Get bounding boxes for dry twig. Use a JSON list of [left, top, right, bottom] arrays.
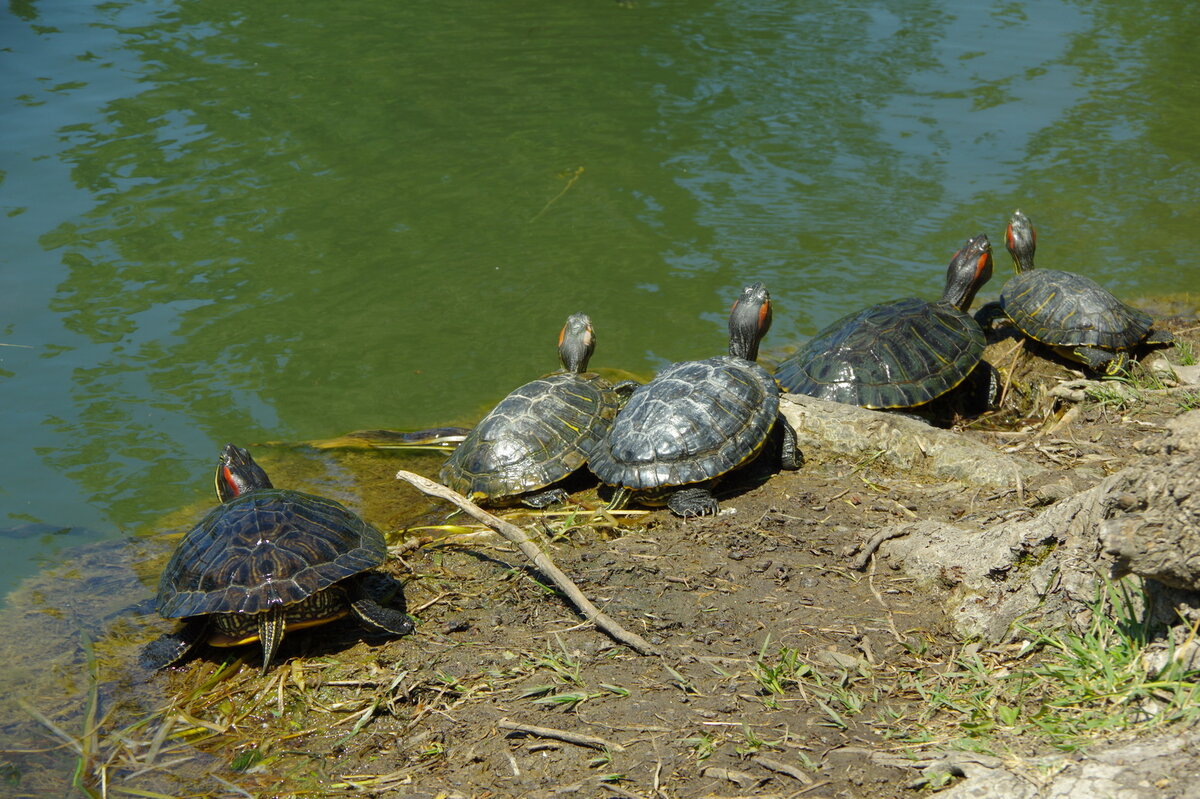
[[849, 528, 909, 570], [395, 470, 660, 656]]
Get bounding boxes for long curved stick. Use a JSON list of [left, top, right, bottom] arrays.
[[395, 470, 659, 656]]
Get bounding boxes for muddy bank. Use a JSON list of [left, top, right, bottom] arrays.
[[2, 322, 1200, 798]]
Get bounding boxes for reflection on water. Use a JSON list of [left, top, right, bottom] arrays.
[[0, 2, 1198, 595]]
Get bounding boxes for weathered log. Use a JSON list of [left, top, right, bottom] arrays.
[[780, 393, 1043, 490]]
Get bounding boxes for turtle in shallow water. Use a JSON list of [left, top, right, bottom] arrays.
[[141, 444, 413, 674], [976, 209, 1173, 373], [775, 234, 996, 415], [440, 313, 633, 507], [588, 282, 800, 517]]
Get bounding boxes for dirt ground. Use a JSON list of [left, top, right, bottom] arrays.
[[1, 314, 1198, 799]]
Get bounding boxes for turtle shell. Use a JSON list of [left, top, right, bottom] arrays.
[[774, 297, 984, 409], [155, 489, 386, 619], [440, 371, 624, 502], [589, 356, 778, 490], [1000, 269, 1153, 350]]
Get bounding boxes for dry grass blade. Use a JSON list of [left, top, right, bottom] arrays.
[[107, 786, 184, 799], [329, 770, 413, 790], [497, 718, 623, 751], [395, 469, 660, 656]]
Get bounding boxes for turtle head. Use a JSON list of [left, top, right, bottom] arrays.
[[558, 313, 596, 373], [942, 234, 993, 312], [216, 444, 274, 502], [1005, 209, 1036, 273], [728, 282, 772, 362]]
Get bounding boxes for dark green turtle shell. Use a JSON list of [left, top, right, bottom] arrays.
[[775, 297, 984, 409], [440, 370, 624, 502], [1000, 268, 1154, 350], [589, 356, 778, 490], [155, 489, 386, 619]]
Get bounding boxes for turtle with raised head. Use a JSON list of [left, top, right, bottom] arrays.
[[440, 313, 633, 507], [977, 210, 1172, 373], [142, 444, 413, 674], [588, 283, 800, 517], [775, 234, 995, 414]]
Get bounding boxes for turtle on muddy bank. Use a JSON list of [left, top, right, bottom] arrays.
[[976, 209, 1173, 373], [439, 313, 634, 508], [141, 444, 413, 674], [589, 282, 800, 517]]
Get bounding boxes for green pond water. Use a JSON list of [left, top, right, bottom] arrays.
[[1, 1, 1198, 604]]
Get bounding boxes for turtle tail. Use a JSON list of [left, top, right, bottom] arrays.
[[256, 608, 287, 675]]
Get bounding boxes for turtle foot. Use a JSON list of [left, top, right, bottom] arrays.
[[140, 622, 206, 671], [522, 487, 569, 509], [1144, 328, 1175, 347], [667, 487, 719, 518], [352, 598, 416, 636], [1071, 346, 1125, 375], [351, 573, 415, 636], [776, 415, 802, 471]]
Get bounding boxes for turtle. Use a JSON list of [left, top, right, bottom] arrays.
[[976, 210, 1173, 373], [141, 444, 414, 674], [440, 313, 634, 507], [588, 282, 801, 517], [774, 234, 996, 413]]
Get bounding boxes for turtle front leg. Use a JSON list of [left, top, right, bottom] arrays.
[[973, 301, 1012, 334], [140, 619, 209, 671], [667, 487, 719, 518], [350, 574, 415, 636]]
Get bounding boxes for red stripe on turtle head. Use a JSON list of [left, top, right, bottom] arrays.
[[222, 465, 242, 497]]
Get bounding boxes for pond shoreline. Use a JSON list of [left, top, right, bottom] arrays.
[[2, 320, 1199, 798]]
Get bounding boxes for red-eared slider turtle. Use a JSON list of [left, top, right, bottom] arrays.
[[588, 283, 800, 517], [141, 444, 413, 674], [440, 313, 633, 507], [976, 210, 1172, 373], [775, 235, 995, 412]]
